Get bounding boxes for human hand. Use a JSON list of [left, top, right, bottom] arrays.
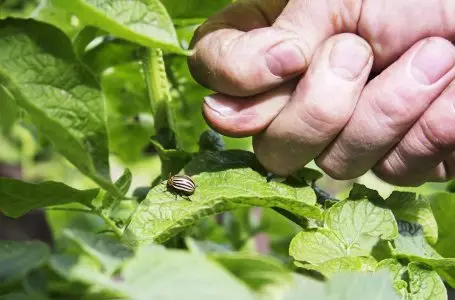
[[188, 0, 455, 186]]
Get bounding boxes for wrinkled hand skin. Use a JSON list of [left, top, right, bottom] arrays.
[[188, 0, 455, 186]]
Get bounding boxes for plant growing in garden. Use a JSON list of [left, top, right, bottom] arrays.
[[0, 1, 454, 299]]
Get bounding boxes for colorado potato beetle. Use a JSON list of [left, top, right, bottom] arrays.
[[166, 174, 196, 197]]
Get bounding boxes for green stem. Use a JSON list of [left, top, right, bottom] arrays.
[[45, 207, 96, 214], [98, 211, 124, 238]]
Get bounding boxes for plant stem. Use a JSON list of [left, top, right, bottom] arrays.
[[44, 207, 96, 214], [98, 211, 124, 238]]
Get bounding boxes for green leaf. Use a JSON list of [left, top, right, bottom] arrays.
[[290, 228, 347, 264], [210, 253, 293, 293], [408, 263, 447, 300], [282, 273, 325, 300], [0, 18, 117, 195], [393, 221, 455, 269], [49, 254, 124, 297], [0, 241, 50, 288], [375, 259, 409, 297], [121, 245, 255, 300], [323, 271, 401, 300], [63, 229, 133, 275], [161, 0, 231, 19], [429, 192, 455, 258], [124, 151, 321, 245], [53, 0, 186, 54], [386, 191, 438, 244], [0, 178, 99, 217], [296, 256, 377, 278], [102, 62, 154, 163], [0, 84, 18, 133], [325, 198, 398, 255], [31, 0, 83, 37]]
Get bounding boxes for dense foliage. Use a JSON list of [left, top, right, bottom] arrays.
[[0, 1, 454, 299]]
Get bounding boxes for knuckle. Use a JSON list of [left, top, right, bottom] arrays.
[[370, 89, 415, 130], [296, 101, 350, 138], [374, 152, 408, 184], [419, 117, 455, 152]]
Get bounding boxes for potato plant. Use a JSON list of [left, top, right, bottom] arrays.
[[0, 1, 454, 299]]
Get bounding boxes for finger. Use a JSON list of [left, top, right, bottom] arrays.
[[253, 34, 373, 175], [373, 83, 455, 186], [359, 0, 455, 70], [189, 0, 361, 97], [202, 82, 296, 138], [316, 37, 455, 180]]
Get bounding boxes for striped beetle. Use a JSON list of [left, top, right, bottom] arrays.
[[166, 174, 196, 199]]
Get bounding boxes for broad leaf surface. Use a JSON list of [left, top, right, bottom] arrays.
[[53, 0, 186, 54], [0, 178, 99, 217], [124, 151, 320, 245], [429, 192, 455, 258], [408, 263, 447, 300], [386, 191, 438, 244], [297, 256, 377, 278], [63, 229, 133, 275], [393, 221, 455, 269], [0, 19, 116, 194], [325, 198, 398, 254], [211, 253, 292, 292], [0, 241, 50, 287], [161, 0, 231, 19], [323, 272, 400, 300], [121, 245, 255, 300], [290, 229, 346, 264]]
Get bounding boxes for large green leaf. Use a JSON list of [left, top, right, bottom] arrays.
[[323, 272, 400, 300], [393, 221, 455, 269], [161, 0, 231, 19], [63, 229, 133, 275], [325, 198, 398, 253], [0, 241, 50, 288], [211, 253, 293, 294], [375, 259, 408, 297], [386, 191, 438, 244], [0, 18, 117, 194], [102, 62, 154, 163], [31, 0, 83, 37], [0, 178, 99, 217], [408, 262, 447, 300], [53, 0, 186, 55], [49, 254, 124, 297], [124, 151, 321, 245], [121, 245, 255, 300], [429, 192, 455, 258]]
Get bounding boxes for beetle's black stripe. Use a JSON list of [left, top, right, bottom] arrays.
[[171, 179, 195, 191], [167, 175, 196, 195]]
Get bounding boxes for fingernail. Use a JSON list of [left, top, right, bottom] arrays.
[[411, 39, 455, 85], [330, 39, 371, 79], [265, 41, 307, 77], [204, 95, 237, 117]]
